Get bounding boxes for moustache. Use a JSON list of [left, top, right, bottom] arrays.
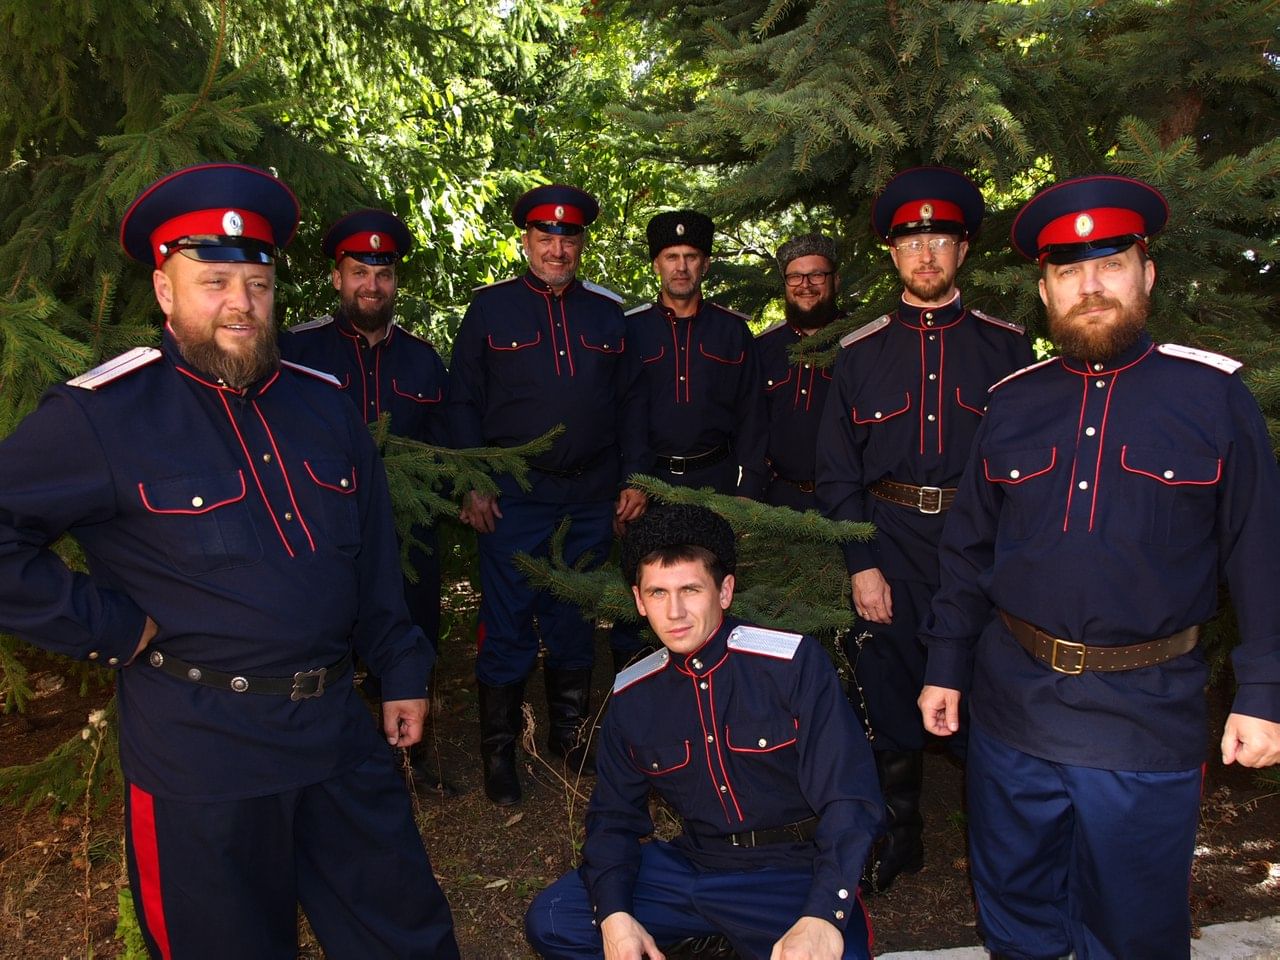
[[1067, 294, 1122, 320]]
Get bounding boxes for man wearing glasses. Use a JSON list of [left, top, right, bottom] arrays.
[[749, 234, 844, 511], [816, 167, 1033, 894]]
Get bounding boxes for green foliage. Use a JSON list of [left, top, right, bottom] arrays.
[[0, 699, 122, 815], [115, 886, 148, 959]]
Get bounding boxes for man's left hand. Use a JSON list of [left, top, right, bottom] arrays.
[[383, 697, 429, 747], [1221, 713, 1280, 768], [615, 487, 648, 524], [770, 915, 842, 960]]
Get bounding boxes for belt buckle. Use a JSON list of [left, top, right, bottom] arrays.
[[918, 485, 944, 515], [668, 456, 686, 476], [1049, 637, 1087, 675], [291, 666, 328, 701]]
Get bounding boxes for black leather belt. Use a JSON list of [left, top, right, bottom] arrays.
[[532, 450, 608, 478], [146, 649, 352, 699], [655, 443, 731, 476], [869, 478, 956, 514], [699, 816, 820, 848], [998, 610, 1200, 675], [772, 473, 815, 493]]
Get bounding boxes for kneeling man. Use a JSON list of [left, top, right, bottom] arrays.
[[525, 503, 881, 960]]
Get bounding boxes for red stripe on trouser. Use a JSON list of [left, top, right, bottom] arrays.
[[129, 783, 173, 960], [476, 619, 486, 653]]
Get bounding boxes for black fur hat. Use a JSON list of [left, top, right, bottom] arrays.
[[620, 503, 736, 585]]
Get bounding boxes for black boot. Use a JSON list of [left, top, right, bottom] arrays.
[[544, 667, 596, 777], [478, 681, 525, 805], [406, 740, 458, 797], [864, 749, 924, 893]]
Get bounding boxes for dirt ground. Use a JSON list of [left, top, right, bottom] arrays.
[[1, 635, 1278, 959]]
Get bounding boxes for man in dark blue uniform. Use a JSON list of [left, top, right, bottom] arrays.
[[610, 210, 765, 670], [525, 503, 881, 960], [449, 184, 649, 805], [281, 208, 453, 792], [751, 233, 843, 511], [0, 164, 459, 958], [919, 175, 1280, 960], [816, 167, 1033, 892]]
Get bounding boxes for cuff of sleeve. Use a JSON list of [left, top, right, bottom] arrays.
[[923, 644, 973, 692], [376, 638, 433, 702], [1230, 684, 1280, 724], [841, 540, 878, 575], [589, 877, 634, 923], [800, 902, 851, 933], [737, 471, 766, 499], [95, 590, 150, 669]]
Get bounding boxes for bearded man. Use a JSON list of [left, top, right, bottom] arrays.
[[283, 209, 453, 794], [815, 167, 1033, 893], [0, 164, 459, 958], [917, 174, 1280, 960], [750, 233, 844, 511]]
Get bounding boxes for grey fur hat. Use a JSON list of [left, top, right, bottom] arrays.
[[776, 233, 838, 273]]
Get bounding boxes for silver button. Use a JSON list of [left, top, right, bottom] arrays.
[[1078, 481, 1089, 490], [191, 496, 204, 508], [707, 735, 714, 743], [838, 888, 849, 899], [926, 414, 936, 422], [148, 651, 163, 667], [925, 319, 934, 326], [231, 676, 249, 693], [925, 312, 933, 320], [559, 350, 565, 356], [1163, 469, 1175, 479], [339, 479, 350, 489], [699, 681, 708, 690], [1093, 363, 1104, 371], [692, 659, 703, 670], [651, 762, 659, 770], [803, 364, 810, 370], [1085, 427, 1096, 437], [835, 910, 845, 920], [800, 389, 807, 395], [719, 785, 728, 793], [1096, 379, 1106, 388], [757, 738, 768, 748], [262, 453, 272, 463], [284, 512, 294, 521], [108, 657, 119, 666], [603, 344, 610, 349], [928, 373, 937, 381], [928, 334, 936, 341], [187, 668, 202, 681], [874, 412, 883, 419], [680, 376, 686, 381], [510, 341, 518, 347], [767, 379, 774, 386], [88, 651, 99, 660], [1009, 469, 1021, 479]]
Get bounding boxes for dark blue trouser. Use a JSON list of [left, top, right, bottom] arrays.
[[967, 724, 1201, 960], [124, 750, 459, 960], [404, 524, 441, 654], [525, 840, 872, 960], [476, 495, 614, 685]]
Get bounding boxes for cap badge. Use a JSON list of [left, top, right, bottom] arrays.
[[370, 233, 382, 250], [675, 223, 686, 236], [554, 205, 565, 220], [919, 202, 934, 222], [1075, 213, 1094, 238], [222, 210, 244, 237]]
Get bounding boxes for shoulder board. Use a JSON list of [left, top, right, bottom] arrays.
[[1157, 343, 1242, 375], [280, 360, 341, 387], [726, 625, 803, 660], [612, 647, 671, 694], [970, 308, 1024, 335], [838, 314, 891, 349], [67, 347, 162, 390], [580, 280, 624, 304], [624, 303, 652, 317], [709, 302, 752, 322], [471, 276, 520, 293], [757, 319, 788, 338], [287, 314, 334, 334], [989, 357, 1057, 393]]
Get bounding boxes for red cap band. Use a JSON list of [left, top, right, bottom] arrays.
[[151, 207, 274, 264], [1035, 206, 1146, 253], [335, 230, 400, 262], [890, 198, 964, 232], [525, 202, 585, 226]]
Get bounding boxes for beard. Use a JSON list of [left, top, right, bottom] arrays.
[[783, 295, 838, 329], [176, 316, 280, 390], [340, 290, 396, 334], [902, 267, 955, 304], [1048, 290, 1149, 364]]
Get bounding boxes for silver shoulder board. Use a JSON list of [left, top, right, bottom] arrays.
[[726, 625, 803, 660], [280, 360, 342, 387], [624, 303, 652, 317], [1157, 343, 1242, 375], [67, 347, 162, 390], [711, 302, 752, 322], [970, 308, 1025, 334], [838, 314, 891, 348], [287, 314, 335, 334], [989, 357, 1056, 393], [472, 276, 519, 292], [581, 280, 624, 304], [757, 319, 787, 337], [612, 648, 671, 693]]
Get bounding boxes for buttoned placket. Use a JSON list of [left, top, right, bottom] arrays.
[[1064, 361, 1118, 532], [918, 309, 946, 455], [666, 311, 694, 404], [683, 651, 744, 825], [542, 291, 577, 378]]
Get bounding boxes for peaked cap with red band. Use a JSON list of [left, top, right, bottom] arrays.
[[872, 166, 984, 242], [120, 163, 300, 267], [1011, 175, 1168, 264], [322, 209, 412, 266], [512, 184, 599, 236]]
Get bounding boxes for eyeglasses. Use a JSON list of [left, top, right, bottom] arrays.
[[892, 237, 958, 256], [784, 270, 834, 287]]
